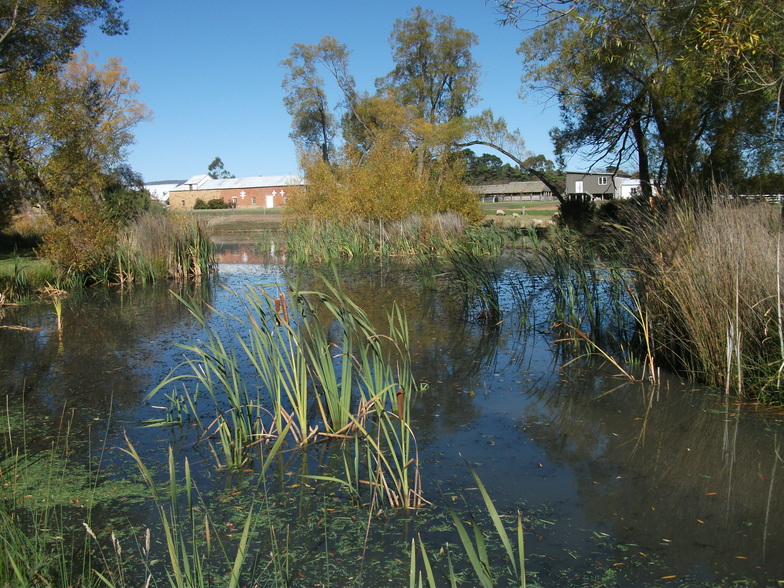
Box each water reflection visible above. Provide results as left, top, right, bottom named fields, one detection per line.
left=0, top=250, right=782, bottom=585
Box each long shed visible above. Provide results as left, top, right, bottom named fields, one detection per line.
left=470, top=181, right=552, bottom=203
left=167, top=174, right=305, bottom=209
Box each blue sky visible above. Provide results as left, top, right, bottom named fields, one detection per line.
left=80, top=1, right=564, bottom=183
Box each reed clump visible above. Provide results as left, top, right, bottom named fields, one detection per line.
left=518, top=227, right=635, bottom=357
left=617, top=197, right=784, bottom=402
left=148, top=275, right=425, bottom=510
left=1, top=210, right=215, bottom=302
left=115, top=211, right=216, bottom=285
left=283, top=213, right=524, bottom=264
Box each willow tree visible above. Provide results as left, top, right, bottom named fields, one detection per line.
left=283, top=10, right=483, bottom=224
left=500, top=0, right=784, bottom=198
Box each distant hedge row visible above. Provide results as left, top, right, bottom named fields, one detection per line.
left=193, top=198, right=231, bottom=210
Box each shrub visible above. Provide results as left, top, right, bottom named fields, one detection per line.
left=207, top=198, right=230, bottom=209
left=193, top=198, right=228, bottom=210
left=38, top=211, right=116, bottom=277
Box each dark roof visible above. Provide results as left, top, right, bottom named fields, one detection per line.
left=469, top=181, right=548, bottom=195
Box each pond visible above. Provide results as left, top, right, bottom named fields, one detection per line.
left=1, top=238, right=783, bottom=587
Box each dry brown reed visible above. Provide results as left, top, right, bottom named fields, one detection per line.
left=117, top=211, right=215, bottom=282
left=622, top=198, right=784, bottom=399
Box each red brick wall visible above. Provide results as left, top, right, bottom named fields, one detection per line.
left=171, top=184, right=301, bottom=209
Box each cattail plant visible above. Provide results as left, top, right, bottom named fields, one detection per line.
left=146, top=275, right=425, bottom=508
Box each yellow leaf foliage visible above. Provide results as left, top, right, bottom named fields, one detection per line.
left=289, top=129, right=481, bottom=224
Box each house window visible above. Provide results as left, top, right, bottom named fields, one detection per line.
left=251, top=197, right=256, bottom=204
left=598, top=176, right=608, bottom=186
left=232, top=197, right=237, bottom=205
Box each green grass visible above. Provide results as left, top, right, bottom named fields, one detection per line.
left=0, top=249, right=47, bottom=276
left=187, top=207, right=285, bottom=233
left=0, top=249, right=57, bottom=301
left=481, top=200, right=558, bottom=214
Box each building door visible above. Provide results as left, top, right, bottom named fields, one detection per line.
left=266, top=194, right=274, bottom=208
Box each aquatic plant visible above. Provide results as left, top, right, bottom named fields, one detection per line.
left=116, top=211, right=216, bottom=285
left=446, top=247, right=502, bottom=326
left=0, top=399, right=147, bottom=586
left=409, top=464, right=527, bottom=588
left=282, top=214, right=526, bottom=264
left=120, top=437, right=269, bottom=588
left=518, top=228, right=635, bottom=356
left=147, top=274, right=425, bottom=509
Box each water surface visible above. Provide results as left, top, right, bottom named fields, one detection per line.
left=1, top=247, right=782, bottom=586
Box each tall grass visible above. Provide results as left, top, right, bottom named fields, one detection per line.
left=0, top=211, right=215, bottom=302
left=115, top=211, right=216, bottom=284
left=620, top=198, right=784, bottom=401
left=283, top=214, right=525, bottom=264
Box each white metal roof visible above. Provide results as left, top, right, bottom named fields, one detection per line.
left=170, top=174, right=304, bottom=192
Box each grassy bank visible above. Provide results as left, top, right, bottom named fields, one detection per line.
left=0, top=210, right=215, bottom=303
left=185, top=202, right=559, bottom=234
left=480, top=199, right=559, bottom=227
left=188, top=207, right=285, bottom=232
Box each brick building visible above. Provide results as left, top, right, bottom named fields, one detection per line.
left=167, top=174, right=304, bottom=209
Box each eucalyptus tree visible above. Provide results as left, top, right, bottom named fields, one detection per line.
left=281, top=37, right=356, bottom=165
left=208, top=156, right=234, bottom=179
left=499, top=0, right=784, bottom=198
left=378, top=6, right=479, bottom=126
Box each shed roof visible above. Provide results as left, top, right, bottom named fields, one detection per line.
left=145, top=179, right=186, bottom=186
left=170, top=174, right=304, bottom=192
left=469, top=181, right=547, bottom=195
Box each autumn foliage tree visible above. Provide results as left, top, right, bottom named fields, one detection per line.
left=289, top=127, right=480, bottom=223
left=282, top=7, right=482, bottom=224
left=0, top=0, right=160, bottom=277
